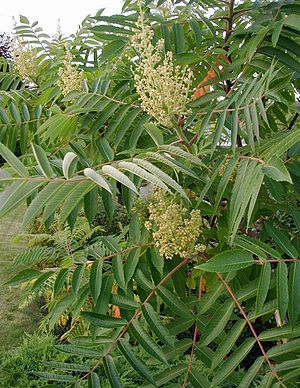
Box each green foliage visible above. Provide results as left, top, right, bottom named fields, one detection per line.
left=1, top=0, right=300, bottom=387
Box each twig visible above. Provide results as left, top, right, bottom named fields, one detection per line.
left=199, top=253, right=286, bottom=387
left=217, top=273, right=286, bottom=387
left=77, top=256, right=194, bottom=383
left=84, top=242, right=155, bottom=266
left=181, top=276, right=203, bottom=388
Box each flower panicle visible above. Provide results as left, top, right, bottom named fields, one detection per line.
left=57, top=44, right=83, bottom=96
left=130, top=2, right=193, bottom=127
left=145, top=190, right=205, bottom=260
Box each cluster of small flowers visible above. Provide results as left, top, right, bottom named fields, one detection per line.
left=57, top=44, right=83, bottom=96
left=145, top=190, right=205, bottom=259
left=12, top=38, right=38, bottom=81
left=130, top=3, right=193, bottom=127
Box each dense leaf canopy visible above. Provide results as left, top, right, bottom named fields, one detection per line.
left=0, top=0, right=300, bottom=387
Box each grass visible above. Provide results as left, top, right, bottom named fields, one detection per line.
left=0, top=209, right=42, bottom=351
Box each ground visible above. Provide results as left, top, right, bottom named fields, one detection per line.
left=0, top=209, right=42, bottom=350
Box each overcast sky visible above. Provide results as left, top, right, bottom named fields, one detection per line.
left=1, top=0, right=122, bottom=36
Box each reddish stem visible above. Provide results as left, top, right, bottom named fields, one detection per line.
left=77, top=256, right=193, bottom=383
left=181, top=276, right=203, bottom=388
left=217, top=272, right=286, bottom=387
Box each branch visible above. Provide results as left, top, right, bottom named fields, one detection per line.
left=84, top=242, right=155, bottom=266
left=181, top=275, right=203, bottom=388
left=216, top=272, right=286, bottom=388
left=77, top=255, right=194, bottom=383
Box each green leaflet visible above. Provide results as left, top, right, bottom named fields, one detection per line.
left=112, top=255, right=126, bottom=291
left=212, top=339, right=256, bottom=385
left=118, top=161, right=169, bottom=192
left=277, top=262, right=289, bottom=324
left=236, top=235, right=281, bottom=259
left=212, top=155, right=239, bottom=217
left=4, top=268, right=40, bottom=286
left=199, top=300, right=235, bottom=346
left=0, top=142, right=29, bottom=177
left=261, top=129, right=300, bottom=159
left=84, top=186, right=98, bottom=224
left=196, top=249, right=254, bottom=273
left=88, top=372, right=101, bottom=388
left=234, top=237, right=267, bottom=259
left=157, top=285, right=192, bottom=317
left=244, top=106, right=255, bottom=152
left=110, top=294, right=139, bottom=310
left=144, top=123, right=163, bottom=146
left=22, top=182, right=63, bottom=228
left=145, top=151, right=200, bottom=180
left=81, top=311, right=127, bottom=328
left=129, top=320, right=168, bottom=364
left=31, top=143, right=53, bottom=179
left=45, top=361, right=90, bottom=372
left=32, top=271, right=54, bottom=291
left=84, top=168, right=112, bottom=194
left=94, top=274, right=113, bottom=315
left=256, top=262, right=271, bottom=314
left=42, top=182, right=77, bottom=222
left=143, top=364, right=187, bottom=388
left=262, top=156, right=293, bottom=183
left=231, top=109, right=239, bottom=154
left=142, top=303, right=174, bottom=348
left=102, top=165, right=138, bottom=194
left=272, top=21, right=283, bottom=47
left=90, top=260, right=103, bottom=303
left=189, top=19, right=202, bottom=47
left=173, top=23, right=185, bottom=54
left=132, top=158, right=187, bottom=198
left=34, top=372, right=76, bottom=383
left=9, top=102, right=21, bottom=123
left=266, top=338, right=300, bottom=359
left=53, top=268, right=69, bottom=297
left=96, top=137, right=114, bottom=161
left=189, top=367, right=210, bottom=388
left=55, top=344, right=101, bottom=357
left=62, top=152, right=78, bottom=179
left=0, top=107, right=10, bottom=124
left=103, top=355, right=124, bottom=388
left=58, top=181, right=95, bottom=225
left=265, top=223, right=298, bottom=258
left=0, top=180, right=44, bottom=218
left=198, top=272, right=235, bottom=315
left=49, top=293, right=74, bottom=330
left=118, top=339, right=155, bottom=385
left=258, top=322, right=300, bottom=341
left=259, top=46, right=300, bottom=73
left=237, top=356, right=264, bottom=388
left=72, top=264, right=85, bottom=296
left=148, top=246, right=164, bottom=275
left=197, top=156, right=226, bottom=205
left=72, top=287, right=89, bottom=323
left=124, top=248, right=141, bottom=284
left=288, top=262, right=300, bottom=328
left=159, top=144, right=205, bottom=168
left=211, top=110, right=227, bottom=154
left=211, top=320, right=246, bottom=369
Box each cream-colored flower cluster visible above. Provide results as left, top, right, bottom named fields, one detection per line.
left=131, top=3, right=193, bottom=127
left=57, top=44, right=83, bottom=96
left=145, top=190, right=205, bottom=259
left=13, top=38, right=38, bottom=81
